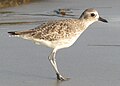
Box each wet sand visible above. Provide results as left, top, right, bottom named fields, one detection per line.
left=0, top=0, right=120, bottom=86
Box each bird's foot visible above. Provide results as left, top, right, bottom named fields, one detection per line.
left=56, top=73, right=70, bottom=81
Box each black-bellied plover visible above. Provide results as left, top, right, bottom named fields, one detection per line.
left=8, top=8, right=108, bottom=81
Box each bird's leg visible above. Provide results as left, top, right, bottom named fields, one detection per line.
left=48, top=49, right=69, bottom=81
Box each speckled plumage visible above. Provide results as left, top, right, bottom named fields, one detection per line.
left=11, top=19, right=85, bottom=40
left=8, top=8, right=108, bottom=81
left=33, top=19, right=81, bottom=41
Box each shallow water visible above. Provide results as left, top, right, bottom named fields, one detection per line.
left=0, top=0, right=120, bottom=86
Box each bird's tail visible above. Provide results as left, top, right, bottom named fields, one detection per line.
left=8, top=31, right=31, bottom=40
left=8, top=30, right=36, bottom=36
left=8, top=30, right=36, bottom=39
left=8, top=31, right=19, bottom=35
left=8, top=31, right=22, bottom=37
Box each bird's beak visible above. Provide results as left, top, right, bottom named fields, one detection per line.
left=99, top=17, right=108, bottom=23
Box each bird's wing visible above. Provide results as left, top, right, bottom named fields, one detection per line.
left=33, top=19, right=75, bottom=41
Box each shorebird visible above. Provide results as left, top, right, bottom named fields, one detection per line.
left=8, top=8, right=108, bottom=81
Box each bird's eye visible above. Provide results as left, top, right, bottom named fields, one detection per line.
left=91, top=13, right=95, bottom=17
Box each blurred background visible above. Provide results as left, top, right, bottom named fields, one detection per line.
left=0, top=0, right=39, bottom=8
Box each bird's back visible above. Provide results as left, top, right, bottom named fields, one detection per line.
left=33, top=19, right=84, bottom=41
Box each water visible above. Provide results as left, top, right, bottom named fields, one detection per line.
left=0, top=0, right=120, bottom=86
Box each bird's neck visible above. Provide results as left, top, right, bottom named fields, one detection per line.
left=80, top=19, right=94, bottom=29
